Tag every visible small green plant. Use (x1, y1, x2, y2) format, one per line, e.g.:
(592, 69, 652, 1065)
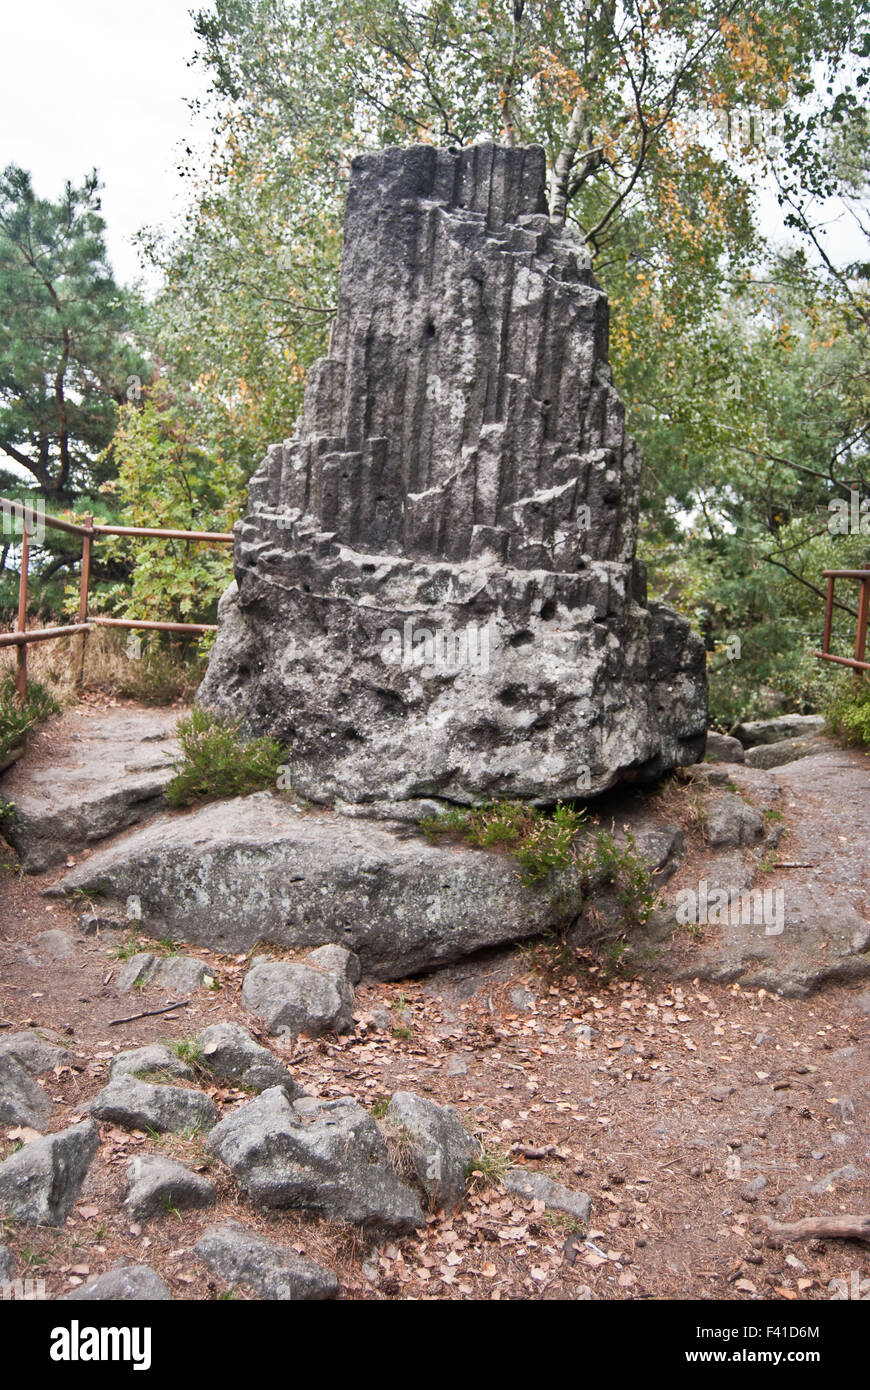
(0, 675, 59, 765)
(165, 708, 287, 807)
(171, 1037, 205, 1066)
(469, 1147, 511, 1186)
(764, 808, 784, 823)
(370, 1097, 389, 1119)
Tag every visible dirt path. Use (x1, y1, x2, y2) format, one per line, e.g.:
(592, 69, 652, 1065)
(0, 709, 868, 1302)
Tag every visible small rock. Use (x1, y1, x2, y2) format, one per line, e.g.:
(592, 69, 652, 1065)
(710, 1085, 737, 1102)
(504, 1168, 592, 1223)
(194, 1222, 338, 1300)
(0, 1030, 64, 1076)
(835, 1095, 856, 1124)
(0, 1052, 53, 1129)
(370, 1008, 392, 1031)
(241, 959, 355, 1038)
(90, 1077, 217, 1134)
(124, 1154, 216, 1220)
(0, 1119, 99, 1226)
(810, 1164, 862, 1195)
(745, 736, 827, 770)
(731, 715, 826, 747)
(446, 1056, 468, 1076)
(703, 794, 763, 848)
(196, 1022, 304, 1096)
(0, 1245, 13, 1281)
(741, 1176, 768, 1200)
(306, 944, 362, 986)
(117, 952, 214, 994)
(205, 1087, 423, 1232)
(385, 1091, 478, 1210)
(509, 987, 536, 1011)
(109, 1044, 195, 1082)
(60, 1266, 172, 1300)
(704, 732, 745, 763)
(35, 929, 76, 960)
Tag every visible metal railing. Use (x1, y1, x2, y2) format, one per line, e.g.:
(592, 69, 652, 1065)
(815, 563, 870, 678)
(1, 498, 234, 699)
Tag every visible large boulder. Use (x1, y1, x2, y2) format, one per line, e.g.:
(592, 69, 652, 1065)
(0, 1052, 53, 1130)
(48, 793, 560, 978)
(194, 1223, 338, 1300)
(731, 715, 825, 747)
(198, 143, 706, 805)
(205, 1086, 424, 1233)
(0, 1119, 99, 1226)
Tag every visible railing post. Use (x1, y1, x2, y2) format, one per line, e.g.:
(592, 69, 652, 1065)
(821, 575, 834, 656)
(76, 515, 93, 690)
(15, 517, 29, 701)
(854, 562, 870, 686)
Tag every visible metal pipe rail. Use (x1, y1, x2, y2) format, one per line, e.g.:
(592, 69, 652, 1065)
(815, 563, 870, 676)
(1, 496, 233, 698)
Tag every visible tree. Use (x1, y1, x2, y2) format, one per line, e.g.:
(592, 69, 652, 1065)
(0, 165, 147, 500)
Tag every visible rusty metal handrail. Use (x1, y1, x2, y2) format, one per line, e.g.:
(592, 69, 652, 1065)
(815, 563, 870, 676)
(1, 497, 233, 698)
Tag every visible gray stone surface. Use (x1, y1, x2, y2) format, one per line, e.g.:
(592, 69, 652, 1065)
(385, 1091, 477, 1210)
(194, 1222, 338, 1300)
(0, 1245, 13, 1281)
(116, 952, 213, 994)
(198, 143, 706, 805)
(504, 1168, 592, 1222)
(242, 956, 356, 1037)
(0, 1119, 99, 1225)
(744, 735, 829, 769)
(90, 1077, 217, 1134)
(109, 1044, 195, 1082)
(0, 1030, 64, 1076)
(306, 943, 362, 986)
(1, 708, 179, 872)
(0, 1052, 53, 1129)
(60, 1266, 172, 1300)
(809, 1164, 862, 1195)
(50, 793, 560, 978)
(704, 732, 745, 763)
(703, 793, 764, 848)
(205, 1086, 424, 1232)
(124, 1154, 216, 1220)
(731, 715, 826, 747)
(196, 1022, 304, 1095)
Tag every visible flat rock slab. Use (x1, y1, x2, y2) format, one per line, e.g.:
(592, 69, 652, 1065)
(195, 1223, 338, 1300)
(744, 735, 832, 769)
(124, 1154, 216, 1220)
(48, 792, 557, 978)
(0, 1029, 65, 1076)
(206, 1086, 424, 1232)
(109, 1044, 195, 1083)
(59, 1266, 172, 1300)
(0, 1119, 99, 1226)
(731, 715, 826, 747)
(504, 1168, 592, 1222)
(1, 707, 180, 873)
(661, 750, 870, 996)
(90, 1077, 217, 1134)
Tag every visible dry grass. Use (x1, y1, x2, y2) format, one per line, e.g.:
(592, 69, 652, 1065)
(0, 625, 205, 707)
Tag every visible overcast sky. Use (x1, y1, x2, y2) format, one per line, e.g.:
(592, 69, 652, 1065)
(0, 1, 864, 291)
(1, 0, 211, 286)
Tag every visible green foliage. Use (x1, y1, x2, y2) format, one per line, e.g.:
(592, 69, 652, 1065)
(165, 707, 287, 807)
(825, 676, 870, 748)
(0, 675, 59, 765)
(421, 800, 657, 931)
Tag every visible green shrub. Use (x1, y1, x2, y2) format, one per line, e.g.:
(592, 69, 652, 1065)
(165, 707, 287, 807)
(825, 676, 870, 748)
(0, 675, 59, 766)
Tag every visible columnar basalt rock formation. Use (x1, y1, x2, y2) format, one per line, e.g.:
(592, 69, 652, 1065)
(200, 142, 707, 804)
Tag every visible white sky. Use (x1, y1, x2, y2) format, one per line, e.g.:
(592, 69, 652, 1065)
(0, 1, 864, 292)
(0, 0, 211, 287)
